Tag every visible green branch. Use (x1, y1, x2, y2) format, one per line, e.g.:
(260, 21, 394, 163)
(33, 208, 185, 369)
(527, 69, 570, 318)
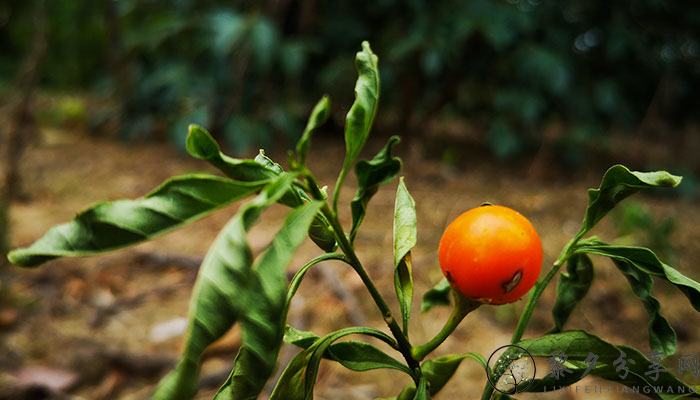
(304, 172, 420, 374)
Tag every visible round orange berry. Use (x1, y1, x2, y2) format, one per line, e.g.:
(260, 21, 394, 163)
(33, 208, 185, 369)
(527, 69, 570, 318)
(438, 205, 543, 304)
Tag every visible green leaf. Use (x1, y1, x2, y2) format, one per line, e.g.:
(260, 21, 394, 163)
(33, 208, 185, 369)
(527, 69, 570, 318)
(575, 243, 700, 313)
(283, 325, 321, 349)
(296, 96, 331, 166)
(393, 177, 416, 267)
(187, 125, 299, 207)
(186, 124, 275, 183)
(519, 331, 697, 399)
(213, 198, 324, 399)
(186, 125, 336, 252)
(573, 241, 700, 356)
(253, 150, 309, 208)
(387, 353, 487, 398)
(421, 278, 451, 313)
(393, 177, 416, 335)
(350, 135, 402, 242)
(333, 41, 380, 211)
(422, 353, 487, 395)
(578, 165, 681, 238)
(284, 326, 411, 375)
(255, 151, 337, 252)
(8, 174, 263, 267)
(328, 341, 411, 374)
(253, 150, 285, 174)
(271, 327, 404, 400)
(152, 174, 298, 400)
(611, 258, 677, 356)
(550, 253, 594, 333)
(253, 150, 337, 253)
(343, 41, 380, 177)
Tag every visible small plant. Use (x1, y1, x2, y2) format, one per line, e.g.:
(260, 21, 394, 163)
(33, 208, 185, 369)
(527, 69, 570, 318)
(8, 42, 700, 399)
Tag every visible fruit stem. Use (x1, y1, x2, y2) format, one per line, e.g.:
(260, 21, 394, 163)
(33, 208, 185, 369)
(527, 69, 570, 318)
(304, 172, 421, 375)
(411, 290, 481, 361)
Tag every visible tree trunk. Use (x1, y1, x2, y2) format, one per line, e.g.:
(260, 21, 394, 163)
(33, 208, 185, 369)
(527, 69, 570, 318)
(1, 0, 46, 267)
(103, 0, 129, 137)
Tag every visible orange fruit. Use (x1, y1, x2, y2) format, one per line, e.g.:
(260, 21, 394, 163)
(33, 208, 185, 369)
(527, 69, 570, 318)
(438, 205, 543, 305)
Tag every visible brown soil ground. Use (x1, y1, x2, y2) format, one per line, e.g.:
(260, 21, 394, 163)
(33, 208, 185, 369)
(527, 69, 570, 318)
(2, 130, 700, 400)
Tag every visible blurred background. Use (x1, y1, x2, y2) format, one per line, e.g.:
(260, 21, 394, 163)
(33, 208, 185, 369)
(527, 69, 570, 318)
(1, 1, 700, 399)
(2, 0, 700, 167)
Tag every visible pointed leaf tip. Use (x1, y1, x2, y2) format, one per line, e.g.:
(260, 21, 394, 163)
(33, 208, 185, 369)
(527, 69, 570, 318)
(360, 41, 378, 62)
(296, 95, 331, 165)
(578, 165, 684, 237)
(6, 174, 264, 268)
(186, 124, 220, 160)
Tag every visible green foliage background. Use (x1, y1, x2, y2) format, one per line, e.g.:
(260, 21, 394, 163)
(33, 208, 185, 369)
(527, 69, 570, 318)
(1, 0, 699, 160)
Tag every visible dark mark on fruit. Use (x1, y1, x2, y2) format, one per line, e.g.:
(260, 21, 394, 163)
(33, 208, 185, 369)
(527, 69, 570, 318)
(503, 270, 522, 293)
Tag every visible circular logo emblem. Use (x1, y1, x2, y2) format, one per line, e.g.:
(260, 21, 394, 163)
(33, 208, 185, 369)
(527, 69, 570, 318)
(486, 345, 536, 395)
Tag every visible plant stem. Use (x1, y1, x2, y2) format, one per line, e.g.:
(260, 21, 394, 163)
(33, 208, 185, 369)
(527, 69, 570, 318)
(286, 252, 349, 306)
(411, 291, 481, 361)
(304, 173, 420, 372)
(509, 237, 577, 345)
(331, 169, 347, 215)
(323, 202, 419, 370)
(508, 264, 562, 345)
